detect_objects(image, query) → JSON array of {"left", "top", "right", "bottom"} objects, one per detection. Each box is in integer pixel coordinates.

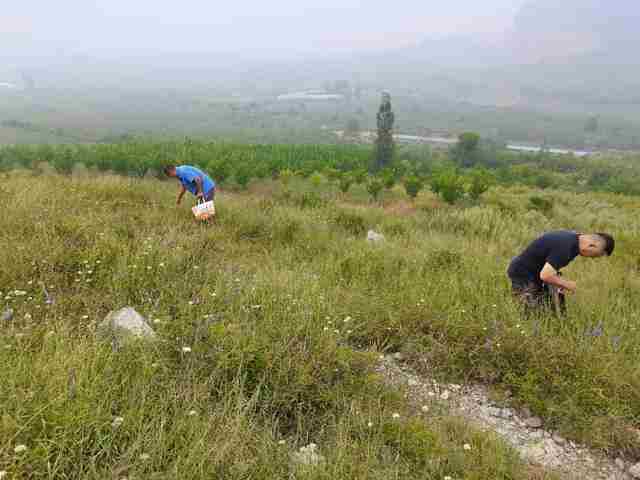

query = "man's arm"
[
  {"left": 540, "top": 263, "right": 577, "bottom": 293},
  {"left": 176, "top": 185, "right": 186, "bottom": 205},
  {"left": 194, "top": 176, "right": 204, "bottom": 197}
]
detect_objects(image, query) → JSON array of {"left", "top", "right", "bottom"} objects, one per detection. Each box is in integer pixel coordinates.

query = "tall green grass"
[{"left": 0, "top": 174, "right": 564, "bottom": 479}]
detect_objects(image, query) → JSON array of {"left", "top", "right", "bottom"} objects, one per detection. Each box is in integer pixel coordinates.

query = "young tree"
[
  {"left": 452, "top": 132, "right": 481, "bottom": 168},
  {"left": 431, "top": 168, "right": 466, "bottom": 204},
  {"left": 372, "top": 92, "right": 395, "bottom": 172},
  {"left": 466, "top": 168, "right": 494, "bottom": 200},
  {"left": 366, "top": 177, "right": 384, "bottom": 202},
  {"left": 338, "top": 172, "right": 354, "bottom": 195},
  {"left": 403, "top": 175, "right": 424, "bottom": 201}
]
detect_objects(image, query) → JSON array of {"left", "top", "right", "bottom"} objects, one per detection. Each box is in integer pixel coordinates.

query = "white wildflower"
[
  {"left": 392, "top": 413, "right": 400, "bottom": 419},
  {"left": 344, "top": 316, "right": 352, "bottom": 323},
  {"left": 0, "top": 470, "right": 7, "bottom": 479},
  {"left": 14, "top": 444, "right": 27, "bottom": 453},
  {"left": 421, "top": 405, "right": 430, "bottom": 413},
  {"left": 463, "top": 443, "right": 472, "bottom": 451},
  {"left": 188, "top": 410, "right": 198, "bottom": 416},
  {"left": 182, "top": 347, "right": 192, "bottom": 353},
  {"left": 112, "top": 417, "right": 125, "bottom": 429},
  {"left": 159, "top": 263, "right": 165, "bottom": 268},
  {"left": 367, "top": 421, "right": 374, "bottom": 428},
  {"left": 139, "top": 453, "right": 151, "bottom": 461},
  {"left": 24, "top": 313, "right": 32, "bottom": 321},
  {"left": 81, "top": 315, "right": 89, "bottom": 320},
  {"left": 440, "top": 391, "right": 450, "bottom": 400},
  {"left": 278, "top": 440, "right": 286, "bottom": 445},
  {"left": 14, "top": 290, "right": 27, "bottom": 296}
]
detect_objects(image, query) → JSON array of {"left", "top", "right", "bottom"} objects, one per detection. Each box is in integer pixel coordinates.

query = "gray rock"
[
  {"left": 615, "top": 458, "right": 626, "bottom": 470},
  {"left": 552, "top": 433, "right": 566, "bottom": 446},
  {"left": 367, "top": 230, "right": 385, "bottom": 243},
  {"left": 1, "top": 309, "right": 14, "bottom": 322},
  {"left": 629, "top": 463, "right": 640, "bottom": 479},
  {"left": 525, "top": 416, "right": 543, "bottom": 429},
  {"left": 488, "top": 407, "right": 503, "bottom": 418},
  {"left": 522, "top": 407, "right": 532, "bottom": 418},
  {"left": 97, "top": 307, "right": 156, "bottom": 348},
  {"left": 499, "top": 408, "right": 514, "bottom": 419},
  {"left": 292, "top": 443, "right": 325, "bottom": 467}
]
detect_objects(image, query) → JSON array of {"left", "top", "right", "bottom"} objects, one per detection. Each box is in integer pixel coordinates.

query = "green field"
[{"left": 1, "top": 162, "right": 639, "bottom": 477}]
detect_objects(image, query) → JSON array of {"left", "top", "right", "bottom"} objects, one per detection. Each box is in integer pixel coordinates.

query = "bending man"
[
  {"left": 164, "top": 165, "right": 216, "bottom": 205},
  {"left": 507, "top": 230, "right": 614, "bottom": 315}
]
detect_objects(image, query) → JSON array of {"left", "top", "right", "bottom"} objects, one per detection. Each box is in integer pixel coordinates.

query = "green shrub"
[
  {"left": 431, "top": 168, "right": 466, "bottom": 204},
  {"left": 466, "top": 168, "right": 494, "bottom": 200},
  {"left": 403, "top": 175, "right": 424, "bottom": 200},
  {"left": 366, "top": 177, "right": 384, "bottom": 202}
]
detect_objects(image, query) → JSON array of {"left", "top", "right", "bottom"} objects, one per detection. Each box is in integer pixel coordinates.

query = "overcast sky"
[{"left": 3, "top": 0, "right": 528, "bottom": 59}]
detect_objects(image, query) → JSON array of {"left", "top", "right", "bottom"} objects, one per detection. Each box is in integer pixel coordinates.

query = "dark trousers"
[{"left": 510, "top": 276, "right": 566, "bottom": 317}]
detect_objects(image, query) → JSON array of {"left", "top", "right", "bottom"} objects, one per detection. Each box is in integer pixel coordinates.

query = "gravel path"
[{"left": 376, "top": 354, "right": 637, "bottom": 480}]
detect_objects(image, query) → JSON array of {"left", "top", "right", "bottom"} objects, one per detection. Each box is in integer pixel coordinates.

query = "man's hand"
[{"left": 541, "top": 263, "right": 576, "bottom": 293}]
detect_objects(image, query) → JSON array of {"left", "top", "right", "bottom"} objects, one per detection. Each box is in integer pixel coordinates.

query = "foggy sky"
[{"left": 3, "top": 0, "right": 527, "bottom": 59}]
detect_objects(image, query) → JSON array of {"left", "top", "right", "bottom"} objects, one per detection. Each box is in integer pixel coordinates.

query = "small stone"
[
  {"left": 97, "top": 308, "right": 156, "bottom": 348},
  {"left": 393, "top": 352, "right": 403, "bottom": 360},
  {"left": 499, "top": 408, "right": 513, "bottom": 419},
  {"left": 292, "top": 443, "right": 325, "bottom": 466},
  {"left": 615, "top": 458, "right": 625, "bottom": 470},
  {"left": 14, "top": 444, "right": 27, "bottom": 454},
  {"left": 488, "top": 407, "right": 502, "bottom": 418},
  {"left": 408, "top": 379, "right": 418, "bottom": 387},
  {"left": 1, "top": 309, "right": 14, "bottom": 322},
  {"left": 525, "top": 416, "right": 543, "bottom": 429},
  {"left": 629, "top": 463, "right": 640, "bottom": 479},
  {"left": 367, "top": 230, "right": 385, "bottom": 243}
]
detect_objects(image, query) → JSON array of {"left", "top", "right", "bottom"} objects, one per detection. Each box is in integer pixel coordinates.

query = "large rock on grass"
[{"left": 97, "top": 307, "right": 156, "bottom": 348}]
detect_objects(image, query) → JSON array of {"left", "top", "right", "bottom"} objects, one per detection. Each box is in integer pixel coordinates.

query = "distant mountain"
[{"left": 509, "top": 0, "right": 640, "bottom": 62}]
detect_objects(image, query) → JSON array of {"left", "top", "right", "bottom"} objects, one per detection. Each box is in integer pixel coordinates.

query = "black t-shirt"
[{"left": 508, "top": 230, "right": 580, "bottom": 284}]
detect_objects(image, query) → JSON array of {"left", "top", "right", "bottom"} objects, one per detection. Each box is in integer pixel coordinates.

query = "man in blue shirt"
[
  {"left": 164, "top": 165, "right": 216, "bottom": 205},
  {"left": 507, "top": 230, "right": 615, "bottom": 315}
]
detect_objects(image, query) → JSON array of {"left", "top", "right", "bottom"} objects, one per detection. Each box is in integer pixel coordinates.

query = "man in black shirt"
[{"left": 508, "top": 231, "right": 615, "bottom": 315}]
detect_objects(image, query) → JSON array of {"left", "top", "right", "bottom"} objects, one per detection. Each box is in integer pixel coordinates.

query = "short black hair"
[
  {"left": 596, "top": 233, "right": 615, "bottom": 256},
  {"left": 163, "top": 165, "right": 176, "bottom": 176}
]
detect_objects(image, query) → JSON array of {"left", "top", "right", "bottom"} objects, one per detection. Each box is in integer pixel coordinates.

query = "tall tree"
[{"left": 373, "top": 92, "right": 395, "bottom": 172}]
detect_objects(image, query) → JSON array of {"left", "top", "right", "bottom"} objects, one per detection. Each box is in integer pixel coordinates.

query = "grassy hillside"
[{"left": 0, "top": 170, "right": 638, "bottom": 477}]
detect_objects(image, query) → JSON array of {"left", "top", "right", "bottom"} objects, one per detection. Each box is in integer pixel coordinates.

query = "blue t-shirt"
[{"left": 176, "top": 166, "right": 215, "bottom": 197}]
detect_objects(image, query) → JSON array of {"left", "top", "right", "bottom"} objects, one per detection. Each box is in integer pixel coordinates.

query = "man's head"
[
  {"left": 579, "top": 233, "right": 615, "bottom": 258},
  {"left": 163, "top": 165, "right": 177, "bottom": 177}
]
